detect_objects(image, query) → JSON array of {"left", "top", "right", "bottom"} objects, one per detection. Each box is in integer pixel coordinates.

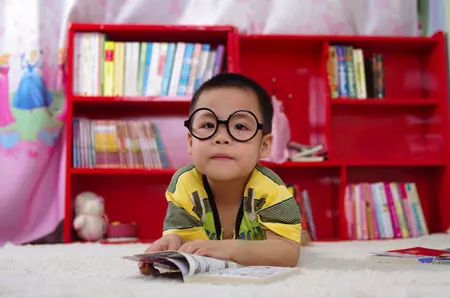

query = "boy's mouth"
[{"left": 211, "top": 154, "right": 234, "bottom": 160}]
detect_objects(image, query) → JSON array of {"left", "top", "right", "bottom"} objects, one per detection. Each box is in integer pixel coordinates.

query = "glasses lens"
[
  {"left": 190, "top": 109, "right": 217, "bottom": 139},
  {"left": 229, "top": 111, "right": 258, "bottom": 141}
]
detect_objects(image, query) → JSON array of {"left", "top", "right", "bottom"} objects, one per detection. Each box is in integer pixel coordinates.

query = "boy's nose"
[{"left": 213, "top": 125, "right": 231, "bottom": 144}]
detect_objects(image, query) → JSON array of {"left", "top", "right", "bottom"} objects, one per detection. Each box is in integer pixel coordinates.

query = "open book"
[{"left": 123, "top": 251, "right": 300, "bottom": 284}]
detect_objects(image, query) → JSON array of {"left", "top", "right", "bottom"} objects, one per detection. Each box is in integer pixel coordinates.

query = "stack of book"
[
  {"left": 72, "top": 32, "right": 225, "bottom": 97},
  {"left": 327, "top": 45, "right": 385, "bottom": 99},
  {"left": 344, "top": 182, "right": 428, "bottom": 240},
  {"left": 72, "top": 118, "right": 170, "bottom": 169}
]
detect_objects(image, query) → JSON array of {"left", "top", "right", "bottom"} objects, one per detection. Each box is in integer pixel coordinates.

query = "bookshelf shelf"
[
  {"left": 64, "top": 24, "right": 450, "bottom": 244},
  {"left": 343, "top": 161, "right": 445, "bottom": 167},
  {"left": 72, "top": 96, "right": 191, "bottom": 115},
  {"left": 70, "top": 168, "right": 176, "bottom": 175},
  {"left": 72, "top": 95, "right": 192, "bottom": 103},
  {"left": 330, "top": 99, "right": 439, "bottom": 106}
]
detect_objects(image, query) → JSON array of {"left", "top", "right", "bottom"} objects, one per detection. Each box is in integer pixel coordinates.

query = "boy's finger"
[
  {"left": 145, "top": 243, "right": 162, "bottom": 252},
  {"left": 167, "top": 240, "right": 181, "bottom": 251}
]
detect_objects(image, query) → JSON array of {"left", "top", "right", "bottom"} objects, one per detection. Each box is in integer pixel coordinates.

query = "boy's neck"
[{"left": 206, "top": 176, "right": 249, "bottom": 205}]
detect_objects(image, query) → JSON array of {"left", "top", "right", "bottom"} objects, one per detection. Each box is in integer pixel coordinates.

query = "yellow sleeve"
[
  {"left": 257, "top": 185, "right": 302, "bottom": 244},
  {"left": 162, "top": 179, "right": 208, "bottom": 242}
]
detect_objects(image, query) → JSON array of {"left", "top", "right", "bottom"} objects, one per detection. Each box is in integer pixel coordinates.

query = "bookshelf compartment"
[
  {"left": 344, "top": 166, "right": 444, "bottom": 236},
  {"left": 70, "top": 116, "right": 193, "bottom": 170},
  {"left": 70, "top": 174, "right": 170, "bottom": 242},
  {"left": 238, "top": 36, "right": 329, "bottom": 152},
  {"left": 272, "top": 166, "right": 342, "bottom": 241},
  {"left": 330, "top": 107, "right": 446, "bottom": 165},
  {"left": 69, "top": 24, "right": 235, "bottom": 100},
  {"left": 327, "top": 35, "right": 442, "bottom": 100}
]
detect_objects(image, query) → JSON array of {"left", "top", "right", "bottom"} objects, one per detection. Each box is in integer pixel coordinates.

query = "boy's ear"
[
  {"left": 187, "top": 132, "right": 193, "bottom": 155},
  {"left": 259, "top": 133, "right": 273, "bottom": 159}
]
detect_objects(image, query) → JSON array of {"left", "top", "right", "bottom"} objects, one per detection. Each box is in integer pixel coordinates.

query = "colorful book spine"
[
  {"left": 177, "top": 43, "right": 195, "bottom": 96},
  {"left": 141, "top": 42, "right": 153, "bottom": 96},
  {"left": 335, "top": 45, "right": 348, "bottom": 98},
  {"left": 137, "top": 42, "right": 148, "bottom": 95},
  {"left": 405, "top": 182, "right": 428, "bottom": 235},
  {"left": 328, "top": 45, "right": 339, "bottom": 99},
  {"left": 366, "top": 183, "right": 380, "bottom": 239},
  {"left": 390, "top": 183, "right": 409, "bottom": 238},
  {"left": 344, "top": 46, "right": 357, "bottom": 98},
  {"left": 161, "top": 43, "right": 176, "bottom": 96},
  {"left": 103, "top": 41, "right": 115, "bottom": 96},
  {"left": 398, "top": 182, "right": 419, "bottom": 237},
  {"left": 212, "top": 44, "right": 225, "bottom": 76},
  {"left": 301, "top": 190, "right": 316, "bottom": 241},
  {"left": 344, "top": 185, "right": 354, "bottom": 239},
  {"left": 384, "top": 183, "right": 402, "bottom": 238}
]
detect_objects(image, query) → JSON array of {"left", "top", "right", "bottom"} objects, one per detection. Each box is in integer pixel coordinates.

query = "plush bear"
[{"left": 73, "top": 191, "right": 108, "bottom": 241}]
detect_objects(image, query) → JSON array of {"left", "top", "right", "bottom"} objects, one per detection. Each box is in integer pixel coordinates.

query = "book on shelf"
[
  {"left": 327, "top": 45, "right": 384, "bottom": 100},
  {"left": 344, "top": 182, "right": 428, "bottom": 240},
  {"left": 72, "top": 32, "right": 225, "bottom": 98},
  {"left": 72, "top": 118, "right": 170, "bottom": 169},
  {"left": 287, "top": 142, "right": 328, "bottom": 162},
  {"left": 123, "top": 250, "right": 300, "bottom": 284},
  {"left": 287, "top": 184, "right": 317, "bottom": 241}
]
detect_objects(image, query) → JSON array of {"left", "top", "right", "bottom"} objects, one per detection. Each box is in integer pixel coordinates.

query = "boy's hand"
[
  {"left": 146, "top": 234, "right": 184, "bottom": 252},
  {"left": 138, "top": 234, "right": 184, "bottom": 275},
  {"left": 178, "top": 240, "right": 239, "bottom": 262}
]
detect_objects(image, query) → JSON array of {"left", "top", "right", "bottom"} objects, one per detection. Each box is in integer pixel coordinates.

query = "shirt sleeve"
[
  {"left": 257, "top": 185, "right": 302, "bottom": 244},
  {"left": 162, "top": 183, "right": 208, "bottom": 241}
]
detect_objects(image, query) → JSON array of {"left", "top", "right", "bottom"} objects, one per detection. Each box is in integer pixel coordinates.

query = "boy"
[{"left": 140, "top": 73, "right": 301, "bottom": 274}]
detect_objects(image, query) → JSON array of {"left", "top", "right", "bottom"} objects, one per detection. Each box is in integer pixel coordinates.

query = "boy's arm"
[
  {"left": 229, "top": 230, "right": 300, "bottom": 267},
  {"left": 178, "top": 230, "right": 300, "bottom": 267}
]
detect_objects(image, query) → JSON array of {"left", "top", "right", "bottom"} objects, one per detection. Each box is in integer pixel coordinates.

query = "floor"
[{"left": 1, "top": 234, "right": 450, "bottom": 298}]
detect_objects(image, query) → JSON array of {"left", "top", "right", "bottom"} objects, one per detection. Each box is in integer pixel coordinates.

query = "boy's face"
[{"left": 187, "top": 87, "right": 272, "bottom": 181}]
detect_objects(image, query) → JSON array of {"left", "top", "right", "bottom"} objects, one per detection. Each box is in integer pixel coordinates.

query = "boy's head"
[{"left": 185, "top": 73, "right": 274, "bottom": 181}]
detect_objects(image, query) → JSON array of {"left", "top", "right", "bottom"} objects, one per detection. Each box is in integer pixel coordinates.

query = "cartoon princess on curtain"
[
  {"left": 0, "top": 53, "right": 16, "bottom": 127},
  {"left": 12, "top": 50, "right": 53, "bottom": 114}
]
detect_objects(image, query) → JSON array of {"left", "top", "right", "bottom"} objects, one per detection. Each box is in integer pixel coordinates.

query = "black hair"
[{"left": 190, "top": 73, "right": 273, "bottom": 133}]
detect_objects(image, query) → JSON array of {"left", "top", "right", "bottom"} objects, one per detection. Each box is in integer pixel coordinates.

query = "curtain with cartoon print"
[{"left": 0, "top": 0, "right": 418, "bottom": 245}]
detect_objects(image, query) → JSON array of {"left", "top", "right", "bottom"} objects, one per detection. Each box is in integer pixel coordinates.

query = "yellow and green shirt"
[{"left": 162, "top": 164, "right": 302, "bottom": 244}]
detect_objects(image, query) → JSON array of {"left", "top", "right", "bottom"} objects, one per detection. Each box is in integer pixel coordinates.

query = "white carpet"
[{"left": 1, "top": 234, "right": 450, "bottom": 298}]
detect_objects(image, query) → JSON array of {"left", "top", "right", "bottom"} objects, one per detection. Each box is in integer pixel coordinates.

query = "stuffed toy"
[{"left": 73, "top": 191, "right": 108, "bottom": 241}]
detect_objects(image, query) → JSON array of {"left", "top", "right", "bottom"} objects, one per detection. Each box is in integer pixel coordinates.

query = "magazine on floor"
[{"left": 123, "top": 251, "right": 300, "bottom": 284}]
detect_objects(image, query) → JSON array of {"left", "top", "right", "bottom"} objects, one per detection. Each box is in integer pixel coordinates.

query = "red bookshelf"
[{"left": 64, "top": 23, "right": 450, "bottom": 243}]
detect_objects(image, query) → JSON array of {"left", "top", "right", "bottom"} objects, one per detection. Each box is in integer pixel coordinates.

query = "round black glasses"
[{"left": 184, "top": 108, "right": 264, "bottom": 142}]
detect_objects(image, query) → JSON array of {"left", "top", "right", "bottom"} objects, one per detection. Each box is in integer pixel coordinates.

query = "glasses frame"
[{"left": 184, "top": 108, "right": 264, "bottom": 142}]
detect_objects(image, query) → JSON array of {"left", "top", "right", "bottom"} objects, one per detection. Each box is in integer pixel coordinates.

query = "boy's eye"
[
  {"left": 234, "top": 123, "right": 248, "bottom": 131},
  {"left": 200, "top": 122, "right": 215, "bottom": 129}
]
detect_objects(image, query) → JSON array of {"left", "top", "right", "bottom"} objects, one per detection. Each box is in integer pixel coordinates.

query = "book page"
[
  {"left": 123, "top": 250, "right": 184, "bottom": 262},
  {"left": 163, "top": 257, "right": 189, "bottom": 276},
  {"left": 178, "top": 252, "right": 240, "bottom": 276},
  {"left": 195, "top": 266, "right": 298, "bottom": 279}
]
